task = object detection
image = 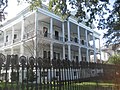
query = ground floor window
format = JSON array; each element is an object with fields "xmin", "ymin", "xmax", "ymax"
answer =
[{"xmin": 43, "ymin": 51, "xmax": 47, "ymax": 58}]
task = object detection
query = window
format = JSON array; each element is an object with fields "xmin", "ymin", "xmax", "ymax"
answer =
[
  {"xmin": 74, "ymin": 71, "xmax": 77, "ymax": 76},
  {"xmin": 65, "ymin": 54, "xmax": 68, "ymax": 60},
  {"xmin": 6, "ymin": 36, "xmax": 8, "ymax": 42},
  {"xmin": 57, "ymin": 53, "xmax": 60, "ymax": 59},
  {"xmin": 81, "ymin": 40, "xmax": 84, "ymax": 45},
  {"xmin": 54, "ymin": 53, "xmax": 60, "ymax": 59},
  {"xmin": 53, "ymin": 52, "xmax": 56, "ymax": 59},
  {"xmin": 74, "ymin": 38, "xmax": 78, "ymax": 43},
  {"xmin": 55, "ymin": 31, "xmax": 59, "ymax": 40},
  {"xmin": 14, "ymin": 34, "xmax": 17, "ymax": 39},
  {"xmin": 82, "ymin": 55, "xmax": 86, "ymax": 61},
  {"xmin": 43, "ymin": 51, "xmax": 47, "ymax": 58},
  {"xmin": 65, "ymin": 35, "xmax": 68, "ymax": 42},
  {"xmin": 48, "ymin": 51, "xmax": 50, "ymax": 59},
  {"xmin": 43, "ymin": 27, "xmax": 48, "ymax": 37},
  {"xmin": 76, "ymin": 56, "xmax": 78, "ymax": 62},
  {"xmin": 56, "ymin": 71, "xmax": 59, "ymax": 76}
]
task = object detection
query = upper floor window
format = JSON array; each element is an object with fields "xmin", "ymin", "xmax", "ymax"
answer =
[
  {"xmin": 55, "ymin": 31, "xmax": 59, "ymax": 40},
  {"xmin": 14, "ymin": 34, "xmax": 17, "ymax": 39},
  {"xmin": 6, "ymin": 36, "xmax": 8, "ymax": 42},
  {"xmin": 43, "ymin": 51, "xmax": 47, "ymax": 58},
  {"xmin": 48, "ymin": 51, "xmax": 50, "ymax": 59},
  {"xmin": 43, "ymin": 27, "xmax": 48, "ymax": 37}
]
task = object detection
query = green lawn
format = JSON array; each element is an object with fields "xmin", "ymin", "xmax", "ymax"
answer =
[{"xmin": 0, "ymin": 82, "xmax": 117, "ymax": 90}]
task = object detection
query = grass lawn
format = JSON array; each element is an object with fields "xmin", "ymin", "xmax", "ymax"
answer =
[{"xmin": 0, "ymin": 82, "xmax": 117, "ymax": 90}]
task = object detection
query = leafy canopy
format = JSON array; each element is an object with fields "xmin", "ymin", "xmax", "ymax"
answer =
[
  {"xmin": 108, "ymin": 54, "xmax": 120, "ymax": 65},
  {"xmin": 98, "ymin": 0, "xmax": 120, "ymax": 46},
  {"xmin": 17, "ymin": 0, "xmax": 119, "ymax": 45}
]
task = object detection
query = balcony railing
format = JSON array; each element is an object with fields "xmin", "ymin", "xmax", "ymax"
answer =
[
  {"xmin": 0, "ymin": 43, "xmax": 4, "ymax": 47},
  {"xmin": 43, "ymin": 33, "xmax": 51, "ymax": 38},
  {"xmin": 53, "ymin": 35, "xmax": 63, "ymax": 42},
  {"xmin": 70, "ymin": 37, "xmax": 78, "ymax": 43},
  {"xmin": 5, "ymin": 41, "xmax": 12, "ymax": 46},
  {"xmin": 23, "ymin": 30, "xmax": 35, "ymax": 39},
  {"xmin": 13, "ymin": 38, "xmax": 21, "ymax": 43}
]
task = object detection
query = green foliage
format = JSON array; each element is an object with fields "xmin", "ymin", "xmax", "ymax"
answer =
[
  {"xmin": 48, "ymin": 0, "xmax": 109, "ymax": 28},
  {"xmin": 108, "ymin": 54, "xmax": 120, "ymax": 65},
  {"xmin": 98, "ymin": 0, "xmax": 120, "ymax": 46},
  {"xmin": 11, "ymin": 72, "xmax": 18, "ymax": 82},
  {"xmin": 18, "ymin": 0, "xmax": 110, "ymax": 27},
  {"xmin": 27, "ymin": 68, "xmax": 36, "ymax": 82},
  {"xmin": 17, "ymin": 0, "xmax": 119, "ymax": 45},
  {"xmin": 17, "ymin": 0, "xmax": 42, "ymax": 10}
]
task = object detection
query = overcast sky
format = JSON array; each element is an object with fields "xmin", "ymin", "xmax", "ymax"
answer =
[{"xmin": 4, "ymin": 0, "xmax": 29, "ymax": 20}]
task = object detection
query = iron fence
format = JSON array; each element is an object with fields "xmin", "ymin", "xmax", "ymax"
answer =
[{"xmin": 0, "ymin": 53, "xmax": 119, "ymax": 90}]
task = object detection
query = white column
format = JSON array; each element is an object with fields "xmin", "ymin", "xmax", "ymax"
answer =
[
  {"xmin": 34, "ymin": 37, "xmax": 36, "ymax": 57},
  {"xmin": 77, "ymin": 26, "xmax": 80, "ymax": 44},
  {"xmin": 11, "ymin": 48, "xmax": 13, "ymax": 54},
  {"xmin": 85, "ymin": 30, "xmax": 88, "ymax": 47},
  {"xmin": 86, "ymin": 49, "xmax": 89, "ymax": 62},
  {"xmin": 12, "ymin": 26, "xmax": 15, "ymax": 44},
  {"xmin": 21, "ymin": 17, "xmax": 25, "ymax": 41},
  {"xmin": 68, "ymin": 44, "xmax": 71, "ymax": 60},
  {"xmin": 99, "ymin": 39, "xmax": 102, "ymax": 63},
  {"xmin": 62, "ymin": 22, "xmax": 65, "ymax": 42},
  {"xmin": 2, "ymin": 50, "xmax": 5, "ymax": 55},
  {"xmin": 63, "ymin": 45, "xmax": 65, "ymax": 59},
  {"xmin": 93, "ymin": 34, "xmax": 96, "ymax": 62},
  {"xmin": 50, "ymin": 43, "xmax": 53, "ymax": 60},
  {"xmin": 40, "ymin": 48, "xmax": 43, "ymax": 58},
  {"xmin": 62, "ymin": 22, "xmax": 65, "ymax": 59},
  {"xmin": 4, "ymin": 30, "xmax": 6, "ymax": 46},
  {"xmin": 78, "ymin": 47, "xmax": 81, "ymax": 62},
  {"xmin": 50, "ymin": 18, "xmax": 53, "ymax": 39},
  {"xmin": 67, "ymin": 21, "xmax": 70, "ymax": 41},
  {"xmin": 35, "ymin": 11, "xmax": 38, "ymax": 57},
  {"xmin": 20, "ymin": 42, "xmax": 24, "ymax": 56}
]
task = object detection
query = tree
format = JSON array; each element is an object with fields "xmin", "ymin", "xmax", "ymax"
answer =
[
  {"xmin": 108, "ymin": 54, "xmax": 120, "ymax": 64},
  {"xmin": 23, "ymin": 18, "xmax": 48, "ymax": 57},
  {"xmin": 27, "ymin": 68, "xmax": 36, "ymax": 83},
  {"xmin": 98, "ymin": 0, "xmax": 120, "ymax": 46}
]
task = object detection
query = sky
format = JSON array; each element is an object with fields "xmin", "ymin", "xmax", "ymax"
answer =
[
  {"xmin": 4, "ymin": 0, "xmax": 115, "ymax": 47},
  {"xmin": 5, "ymin": 0, "xmax": 29, "ymax": 20},
  {"xmin": 5, "ymin": 0, "xmax": 114, "ymax": 20}
]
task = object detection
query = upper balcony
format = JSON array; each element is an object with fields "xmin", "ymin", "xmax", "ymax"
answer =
[
  {"xmin": 4, "ymin": 29, "xmax": 12, "ymax": 46},
  {"xmin": 0, "ymin": 43, "xmax": 4, "ymax": 47},
  {"xmin": 0, "ymin": 32, "xmax": 4, "ymax": 48},
  {"xmin": 23, "ymin": 30, "xmax": 35, "ymax": 40},
  {"xmin": 53, "ymin": 35, "xmax": 63, "ymax": 42},
  {"xmin": 13, "ymin": 29, "xmax": 21, "ymax": 44},
  {"xmin": 42, "ymin": 31, "xmax": 63, "ymax": 42},
  {"xmin": 5, "ymin": 41, "xmax": 12, "ymax": 46}
]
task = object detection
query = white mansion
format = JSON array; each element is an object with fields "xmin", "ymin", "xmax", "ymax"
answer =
[{"xmin": 0, "ymin": 5, "xmax": 101, "ymax": 63}]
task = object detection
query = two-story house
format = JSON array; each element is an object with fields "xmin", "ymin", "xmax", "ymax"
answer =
[{"xmin": 0, "ymin": 5, "xmax": 101, "ymax": 63}]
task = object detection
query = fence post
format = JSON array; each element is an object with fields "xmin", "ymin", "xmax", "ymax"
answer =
[{"xmin": 20, "ymin": 56, "xmax": 26, "ymax": 90}]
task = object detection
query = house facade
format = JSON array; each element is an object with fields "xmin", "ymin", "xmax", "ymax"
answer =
[
  {"xmin": 0, "ymin": 5, "xmax": 101, "ymax": 63},
  {"xmin": 101, "ymin": 44, "xmax": 120, "ymax": 61}
]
